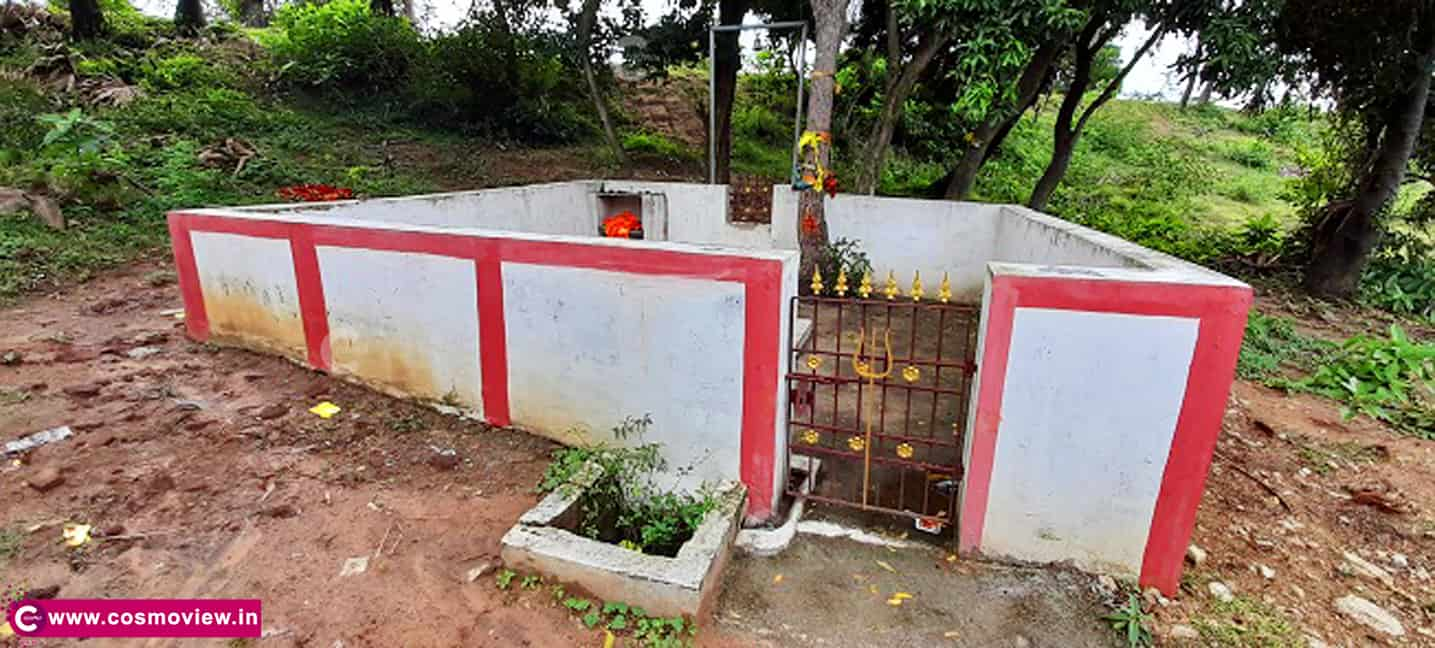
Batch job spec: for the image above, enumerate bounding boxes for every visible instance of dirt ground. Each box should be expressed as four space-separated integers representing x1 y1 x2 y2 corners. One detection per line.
4 260 1435 647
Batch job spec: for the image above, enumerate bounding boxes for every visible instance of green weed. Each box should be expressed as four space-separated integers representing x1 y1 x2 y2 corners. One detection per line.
0 527 21 564
1103 593 1152 647
1237 312 1332 381
1295 325 1435 437
1192 596 1301 647
495 569 516 590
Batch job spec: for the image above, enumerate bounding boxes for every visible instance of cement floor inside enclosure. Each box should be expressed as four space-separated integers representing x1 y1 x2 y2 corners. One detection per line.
712 534 1121 647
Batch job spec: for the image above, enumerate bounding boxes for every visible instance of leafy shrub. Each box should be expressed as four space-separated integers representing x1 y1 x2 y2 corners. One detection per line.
1296 325 1435 437
140 52 230 91
817 237 872 287
407 20 591 142
1224 139 1275 169
539 416 718 556
1231 105 1314 145
264 0 421 89
622 132 692 160
1362 231 1435 320
0 80 50 166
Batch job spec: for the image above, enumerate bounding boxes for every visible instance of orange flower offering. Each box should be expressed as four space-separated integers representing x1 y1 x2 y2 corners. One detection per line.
276 184 354 202
602 211 642 238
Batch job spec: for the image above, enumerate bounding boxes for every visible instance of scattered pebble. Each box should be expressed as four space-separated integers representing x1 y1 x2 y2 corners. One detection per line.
464 561 496 583
1334 594 1404 636
1256 564 1276 580
25 467 65 492
125 346 162 360
1170 624 1199 640
339 556 369 577
1342 551 1394 585
1186 544 1208 567
1207 581 1234 603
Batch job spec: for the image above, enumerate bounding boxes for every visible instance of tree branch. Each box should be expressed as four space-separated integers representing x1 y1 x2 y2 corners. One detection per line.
1076 23 1168 133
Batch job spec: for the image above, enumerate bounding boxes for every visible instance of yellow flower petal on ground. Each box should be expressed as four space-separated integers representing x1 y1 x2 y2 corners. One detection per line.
1 621 14 638
772 573 783 584
602 630 615 648
875 560 895 573
309 401 341 419
62 522 91 547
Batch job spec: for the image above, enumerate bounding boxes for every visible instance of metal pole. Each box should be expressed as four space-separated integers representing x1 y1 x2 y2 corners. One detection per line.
791 23 807 185
708 28 717 185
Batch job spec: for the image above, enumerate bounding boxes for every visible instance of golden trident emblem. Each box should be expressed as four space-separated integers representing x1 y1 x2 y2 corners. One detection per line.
852 326 893 508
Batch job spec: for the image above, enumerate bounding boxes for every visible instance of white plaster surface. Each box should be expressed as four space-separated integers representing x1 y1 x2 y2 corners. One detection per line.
981 307 1199 576
501 262 747 494
190 231 305 358
316 246 482 409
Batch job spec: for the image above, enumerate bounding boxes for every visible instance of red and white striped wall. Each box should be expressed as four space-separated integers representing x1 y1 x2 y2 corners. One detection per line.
958 265 1252 595
168 210 799 520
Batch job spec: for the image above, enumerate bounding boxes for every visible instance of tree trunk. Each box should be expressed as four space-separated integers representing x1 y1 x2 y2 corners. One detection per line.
370 0 395 16
712 0 750 185
174 0 205 34
69 0 104 39
945 40 1061 200
1179 38 1202 110
1304 38 1435 297
797 0 850 286
854 31 949 195
576 0 629 171
1197 82 1213 105
491 0 521 92
238 0 266 27
1029 19 1164 210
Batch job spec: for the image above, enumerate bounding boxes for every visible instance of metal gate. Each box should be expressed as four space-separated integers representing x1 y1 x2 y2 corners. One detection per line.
786 269 979 534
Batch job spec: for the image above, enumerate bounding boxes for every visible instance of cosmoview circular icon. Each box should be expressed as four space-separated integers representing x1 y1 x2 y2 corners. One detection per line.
8 601 47 635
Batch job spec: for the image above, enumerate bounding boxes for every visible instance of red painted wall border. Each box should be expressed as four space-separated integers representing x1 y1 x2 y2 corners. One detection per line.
166 211 788 519
959 273 1251 595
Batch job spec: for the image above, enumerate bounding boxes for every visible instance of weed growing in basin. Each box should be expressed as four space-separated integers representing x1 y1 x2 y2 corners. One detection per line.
538 415 719 556
816 237 873 289
1103 593 1152 647
0 526 22 564
494 568 516 590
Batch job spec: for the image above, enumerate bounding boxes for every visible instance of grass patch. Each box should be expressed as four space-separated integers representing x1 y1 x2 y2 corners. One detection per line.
1237 311 1333 382
1192 596 1302 647
1296 439 1389 475
0 526 22 564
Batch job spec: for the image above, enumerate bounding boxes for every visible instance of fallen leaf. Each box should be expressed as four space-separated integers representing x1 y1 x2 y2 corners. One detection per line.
62 522 91 547
868 584 879 595
772 573 783 584
876 560 896 573
945 554 958 563
0 621 13 638
603 630 615 648
944 630 961 639
309 401 341 419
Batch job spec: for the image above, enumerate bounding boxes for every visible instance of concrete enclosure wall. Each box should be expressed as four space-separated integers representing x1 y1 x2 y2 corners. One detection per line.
172 181 1251 595
168 205 797 519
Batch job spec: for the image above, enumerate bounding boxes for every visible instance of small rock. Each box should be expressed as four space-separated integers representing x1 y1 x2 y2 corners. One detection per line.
427 446 460 470
62 382 105 398
465 561 496 583
1342 551 1394 585
1 350 21 365
172 399 205 412
1186 544 1208 567
25 467 65 492
261 503 299 519
23 585 61 600
1170 624 1199 640
132 331 168 345
1143 587 1169 608
1334 594 1404 636
1208 581 1235 603
1013 636 1030 648
88 297 128 314
147 472 176 494
255 403 288 420
1391 553 1409 569
1256 564 1276 579
99 524 126 537
1095 574 1118 598
125 346 162 360
339 556 369 577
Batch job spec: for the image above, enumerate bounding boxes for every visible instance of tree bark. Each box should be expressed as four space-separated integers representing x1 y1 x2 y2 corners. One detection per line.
238 0 267 27
1029 19 1164 210
1197 81 1213 105
1179 38 1202 110
854 31 949 195
712 0 750 185
1304 37 1435 297
174 0 205 34
797 0 850 286
370 0 395 16
576 0 629 171
945 40 1061 200
69 0 104 39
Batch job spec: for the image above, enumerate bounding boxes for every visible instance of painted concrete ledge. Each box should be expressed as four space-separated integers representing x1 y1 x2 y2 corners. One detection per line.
500 477 747 620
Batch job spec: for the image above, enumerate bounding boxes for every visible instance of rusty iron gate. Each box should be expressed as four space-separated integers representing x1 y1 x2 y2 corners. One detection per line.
786 270 979 534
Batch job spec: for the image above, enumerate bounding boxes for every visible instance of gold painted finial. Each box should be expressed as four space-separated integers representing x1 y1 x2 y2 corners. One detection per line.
938 272 952 303
858 271 873 299
811 267 824 295
834 269 849 297
910 271 924 302
883 270 899 300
